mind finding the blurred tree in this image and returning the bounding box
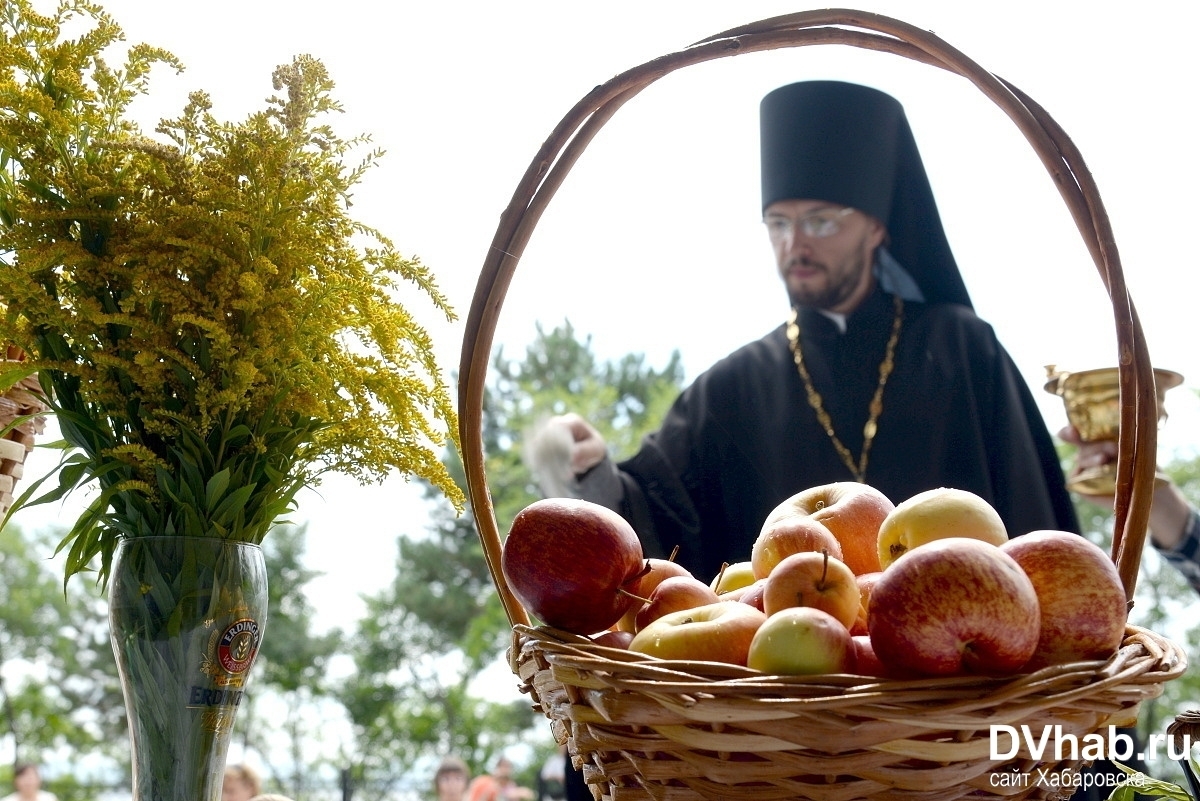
[338,321,682,795]
[0,524,125,798]
[1,520,344,801]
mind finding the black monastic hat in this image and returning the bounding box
[760,80,972,308]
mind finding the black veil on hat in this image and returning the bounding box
[760,80,972,308]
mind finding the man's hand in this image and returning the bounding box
[1059,424,1118,506]
[1059,425,1192,549]
[551,412,608,476]
[524,413,610,498]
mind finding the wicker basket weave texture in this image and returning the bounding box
[512,625,1183,800]
[0,365,46,517]
[456,8,1185,801]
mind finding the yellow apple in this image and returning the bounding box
[628,601,767,665]
[710,560,758,595]
[877,487,1007,569]
[747,606,852,675]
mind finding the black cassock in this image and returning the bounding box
[597,286,1078,580]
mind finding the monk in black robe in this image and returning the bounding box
[602,282,1077,580]
[547,81,1077,580]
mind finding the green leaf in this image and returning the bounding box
[1108,762,1194,801]
[204,468,231,513]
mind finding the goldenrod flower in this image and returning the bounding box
[0,0,464,585]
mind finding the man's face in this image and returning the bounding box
[764,199,885,314]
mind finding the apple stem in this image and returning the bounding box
[713,562,729,594]
[618,587,652,605]
[669,544,681,563]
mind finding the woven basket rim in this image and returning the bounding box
[459,8,1161,632]
[514,622,1185,694]
[511,623,1185,800]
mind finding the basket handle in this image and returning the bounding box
[459,8,1158,628]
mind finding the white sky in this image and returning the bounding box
[12,1,1200,636]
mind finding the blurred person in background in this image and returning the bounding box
[466,755,533,801]
[433,756,470,801]
[222,764,262,801]
[1,764,57,801]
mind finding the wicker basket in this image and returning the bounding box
[0,346,46,518]
[457,9,1187,801]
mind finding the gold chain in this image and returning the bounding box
[785,294,904,483]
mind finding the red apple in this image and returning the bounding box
[629,601,767,665]
[737,578,768,612]
[999,530,1128,669]
[616,558,693,633]
[761,550,860,629]
[850,571,883,636]
[877,487,1008,569]
[751,514,843,580]
[868,537,1040,676]
[710,560,758,595]
[747,606,852,675]
[849,634,888,677]
[591,629,635,650]
[501,498,644,635]
[634,575,720,631]
[763,483,894,575]
[849,635,920,679]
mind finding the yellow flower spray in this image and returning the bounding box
[0,0,464,585]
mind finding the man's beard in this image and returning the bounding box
[786,252,872,311]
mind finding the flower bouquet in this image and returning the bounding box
[0,2,464,799]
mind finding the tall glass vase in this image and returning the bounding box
[109,536,268,801]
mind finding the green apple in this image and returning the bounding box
[747,606,852,675]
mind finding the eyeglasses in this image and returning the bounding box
[763,207,856,241]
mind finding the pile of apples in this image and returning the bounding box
[500,483,1129,678]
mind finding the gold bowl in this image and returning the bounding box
[1045,365,1183,495]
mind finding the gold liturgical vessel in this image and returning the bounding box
[1045,365,1184,495]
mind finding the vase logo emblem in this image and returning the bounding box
[217,618,261,675]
